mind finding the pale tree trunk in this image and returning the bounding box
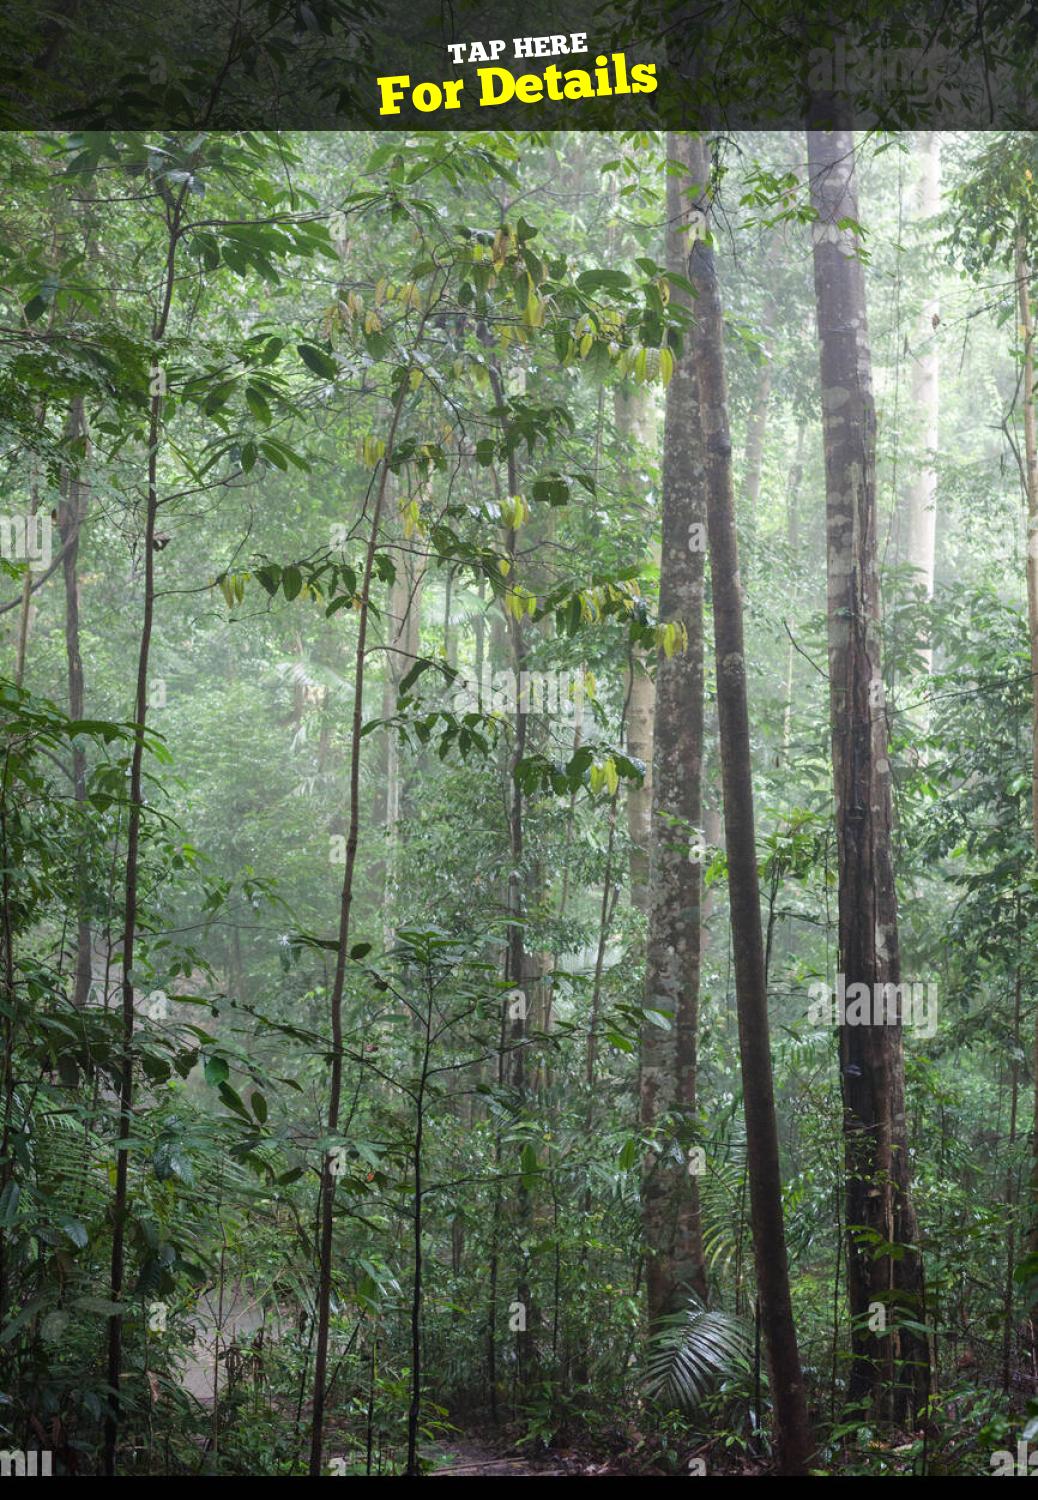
[744,144,800,528]
[615,383,657,915]
[687,131,814,1476]
[808,125,928,1422]
[1016,236,1038,1256]
[743,314,774,521]
[14,412,45,687]
[640,133,709,1326]
[905,132,941,676]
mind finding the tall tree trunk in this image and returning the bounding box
[484,349,536,1394]
[309,375,412,1476]
[1017,235,1038,1258]
[13,408,46,687]
[378,481,426,933]
[615,384,657,915]
[640,133,709,1325]
[688,131,814,1476]
[58,397,93,1010]
[808,124,928,1422]
[905,132,941,676]
[780,426,806,762]
[104,181,188,1476]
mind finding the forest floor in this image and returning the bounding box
[429,1437,649,1476]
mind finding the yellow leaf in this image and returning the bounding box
[524,291,544,329]
[402,498,421,539]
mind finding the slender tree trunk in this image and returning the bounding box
[615,384,657,915]
[905,132,940,676]
[309,372,413,1476]
[377,480,426,933]
[1004,962,1023,1391]
[640,133,709,1324]
[483,346,536,1387]
[780,426,806,762]
[808,124,928,1422]
[688,131,814,1475]
[1017,235,1038,1259]
[405,983,432,1476]
[14,408,46,687]
[104,182,188,1476]
[58,396,92,1009]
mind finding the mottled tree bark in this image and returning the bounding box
[640,133,708,1325]
[808,125,928,1421]
[688,131,814,1476]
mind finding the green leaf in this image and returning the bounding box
[617,1138,638,1172]
[577,268,631,295]
[520,1143,539,1189]
[153,1139,194,1184]
[204,1055,229,1087]
[0,1181,20,1228]
[218,1080,251,1120]
[297,343,338,379]
[60,1218,89,1249]
[245,385,272,425]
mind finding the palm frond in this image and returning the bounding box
[644,1294,753,1414]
